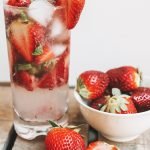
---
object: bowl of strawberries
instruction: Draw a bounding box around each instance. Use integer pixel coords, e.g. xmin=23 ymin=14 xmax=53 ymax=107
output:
xmin=74 ymin=66 xmax=150 ymax=142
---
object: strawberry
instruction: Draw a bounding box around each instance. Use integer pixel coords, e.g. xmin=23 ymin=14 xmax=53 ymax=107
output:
xmin=56 ymin=49 xmax=69 ymax=86
xmin=89 ymin=96 xmax=107 ymax=110
xmin=100 ymin=88 xmax=137 ymax=114
xmin=13 ymin=71 xmax=34 ymax=91
xmin=77 ymin=70 xmax=109 ymax=100
xmin=132 ymin=87 xmax=150 ymax=93
xmin=9 ymin=20 xmax=35 ymax=62
xmin=45 ymin=127 xmax=85 ymax=150
xmin=107 ymin=66 xmax=141 ymax=92
xmin=131 ymin=87 xmax=150 ymax=112
xmin=33 ymin=44 xmax=55 ymax=64
xmin=38 ymin=69 xmax=56 ymax=89
xmin=7 ymin=40 xmax=16 ymax=69
xmin=30 ymin=23 xmax=46 ymax=46
xmin=55 ymin=0 xmax=85 ymax=29
xmin=7 ymin=0 xmax=31 ymax=7
xmin=87 ymin=141 xmax=119 ymax=150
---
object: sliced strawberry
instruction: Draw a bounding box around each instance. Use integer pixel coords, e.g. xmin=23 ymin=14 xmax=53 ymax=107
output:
xmin=56 ymin=49 xmax=69 ymax=86
xmin=7 ymin=40 xmax=16 ymax=68
xmin=30 ymin=23 xmax=46 ymax=45
xmin=7 ymin=0 xmax=31 ymax=7
xmin=55 ymin=0 xmax=85 ymax=29
xmin=34 ymin=44 xmax=55 ymax=64
xmin=13 ymin=71 xmax=34 ymax=91
xmin=9 ymin=20 xmax=35 ymax=62
xmin=87 ymin=141 xmax=119 ymax=150
xmin=7 ymin=0 xmax=16 ymax=6
xmin=38 ymin=70 xmax=56 ymax=89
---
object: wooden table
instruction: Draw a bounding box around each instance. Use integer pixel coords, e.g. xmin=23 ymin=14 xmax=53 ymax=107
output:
xmin=0 ymin=84 xmax=150 ymax=150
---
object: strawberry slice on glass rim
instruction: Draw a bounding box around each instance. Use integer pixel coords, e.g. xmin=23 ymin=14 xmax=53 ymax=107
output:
xmin=55 ymin=0 xmax=85 ymax=29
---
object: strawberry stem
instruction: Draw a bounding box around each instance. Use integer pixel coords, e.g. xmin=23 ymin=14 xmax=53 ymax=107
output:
xmin=48 ymin=120 xmax=59 ymax=127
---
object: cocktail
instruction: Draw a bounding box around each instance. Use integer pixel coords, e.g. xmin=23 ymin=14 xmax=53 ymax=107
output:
xmin=3 ymin=0 xmax=85 ymax=139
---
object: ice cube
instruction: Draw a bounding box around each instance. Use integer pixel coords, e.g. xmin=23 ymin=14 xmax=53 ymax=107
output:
xmin=50 ymin=18 xmax=66 ymax=38
xmin=52 ymin=44 xmax=67 ymax=56
xmin=28 ymin=0 xmax=55 ymax=27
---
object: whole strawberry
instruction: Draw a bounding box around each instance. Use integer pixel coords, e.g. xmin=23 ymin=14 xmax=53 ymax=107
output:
xmin=107 ymin=66 xmax=141 ymax=92
xmin=77 ymin=70 xmax=109 ymax=100
xmin=87 ymin=141 xmax=119 ymax=150
xmin=131 ymin=87 xmax=150 ymax=112
xmin=89 ymin=96 xmax=108 ymax=110
xmin=100 ymin=88 xmax=137 ymax=114
xmin=45 ymin=127 xmax=85 ymax=150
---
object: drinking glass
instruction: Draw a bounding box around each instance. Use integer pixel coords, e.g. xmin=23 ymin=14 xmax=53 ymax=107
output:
xmin=3 ymin=0 xmax=70 ymax=139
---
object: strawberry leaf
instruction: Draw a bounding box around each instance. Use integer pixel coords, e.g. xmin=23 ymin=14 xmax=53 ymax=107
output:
xmin=48 ymin=120 xmax=59 ymax=127
xmin=15 ymin=64 xmax=32 ymax=71
xmin=20 ymin=11 xmax=29 ymax=23
xmin=32 ymin=45 xmax=43 ymax=56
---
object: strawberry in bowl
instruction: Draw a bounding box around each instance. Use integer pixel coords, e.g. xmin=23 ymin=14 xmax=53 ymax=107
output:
xmin=76 ymin=70 xmax=109 ymax=100
xmin=74 ymin=67 xmax=150 ymax=142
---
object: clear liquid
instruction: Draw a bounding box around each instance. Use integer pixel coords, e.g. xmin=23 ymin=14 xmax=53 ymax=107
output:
xmin=12 ymin=84 xmax=69 ymax=122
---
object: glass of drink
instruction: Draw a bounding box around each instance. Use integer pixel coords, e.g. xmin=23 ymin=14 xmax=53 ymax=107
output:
xmin=3 ymin=0 xmax=72 ymax=140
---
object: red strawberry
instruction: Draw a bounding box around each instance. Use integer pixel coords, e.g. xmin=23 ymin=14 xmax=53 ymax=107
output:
xmin=38 ymin=70 xmax=56 ymax=89
xmin=107 ymin=66 xmax=141 ymax=92
xmin=7 ymin=40 xmax=16 ymax=69
xmin=100 ymin=88 xmax=137 ymax=114
xmin=87 ymin=141 xmax=119 ymax=150
xmin=13 ymin=71 xmax=34 ymax=91
xmin=45 ymin=127 xmax=85 ymax=150
xmin=131 ymin=87 xmax=150 ymax=112
xmin=30 ymin=23 xmax=46 ymax=45
xmin=56 ymin=49 xmax=69 ymax=86
xmin=9 ymin=20 xmax=35 ymax=62
xmin=132 ymin=87 xmax=150 ymax=93
xmin=34 ymin=44 xmax=55 ymax=64
xmin=89 ymin=96 xmax=107 ymax=110
xmin=77 ymin=70 xmax=109 ymax=100
xmin=55 ymin=0 xmax=85 ymax=29
xmin=7 ymin=0 xmax=31 ymax=7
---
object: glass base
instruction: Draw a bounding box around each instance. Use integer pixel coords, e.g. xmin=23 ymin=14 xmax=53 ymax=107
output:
xmin=14 ymin=114 xmax=68 ymax=140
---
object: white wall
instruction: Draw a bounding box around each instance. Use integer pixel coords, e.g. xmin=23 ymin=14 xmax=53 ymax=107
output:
xmin=1 ymin=0 xmax=150 ymax=85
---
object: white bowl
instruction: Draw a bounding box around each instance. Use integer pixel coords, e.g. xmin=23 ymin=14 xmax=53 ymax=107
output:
xmin=74 ymin=76 xmax=150 ymax=142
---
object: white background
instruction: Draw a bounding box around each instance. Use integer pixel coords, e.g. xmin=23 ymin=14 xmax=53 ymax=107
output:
xmin=1 ymin=0 xmax=150 ymax=86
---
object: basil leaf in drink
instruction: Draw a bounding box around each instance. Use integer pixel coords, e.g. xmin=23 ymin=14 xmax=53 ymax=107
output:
xmin=29 ymin=65 xmax=43 ymax=75
xmin=32 ymin=45 xmax=43 ymax=56
xmin=16 ymin=64 xmax=32 ymax=71
xmin=20 ymin=11 xmax=29 ymax=23
xmin=43 ymin=59 xmax=57 ymax=71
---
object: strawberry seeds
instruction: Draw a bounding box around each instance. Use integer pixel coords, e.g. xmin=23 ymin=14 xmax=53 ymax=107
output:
xmin=76 ymin=66 xmax=150 ymax=114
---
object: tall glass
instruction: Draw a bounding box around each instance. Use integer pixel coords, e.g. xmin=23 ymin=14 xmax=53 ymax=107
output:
xmin=3 ymin=1 xmax=70 ymax=139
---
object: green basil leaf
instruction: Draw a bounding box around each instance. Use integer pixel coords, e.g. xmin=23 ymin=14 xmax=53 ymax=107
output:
xmin=20 ymin=11 xmax=29 ymax=23
xmin=32 ymin=45 xmax=43 ymax=56
xmin=16 ymin=64 xmax=32 ymax=71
